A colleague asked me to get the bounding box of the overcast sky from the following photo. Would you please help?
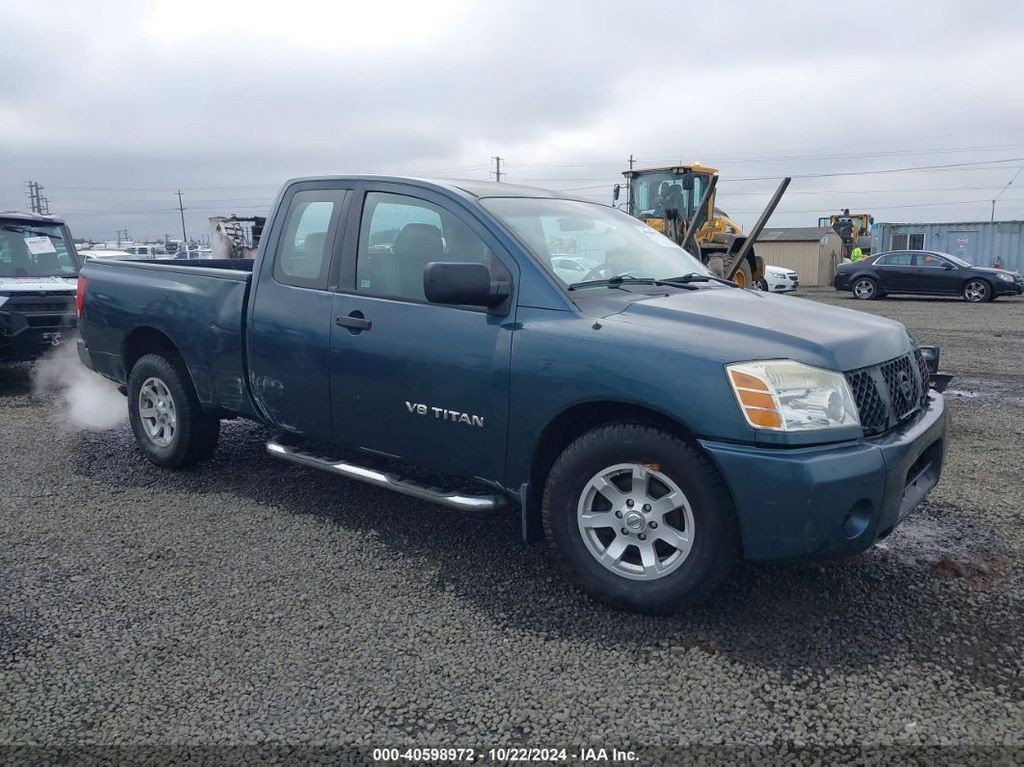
[2,0,1023,241]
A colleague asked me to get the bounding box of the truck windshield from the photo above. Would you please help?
[0,223,78,278]
[482,197,710,288]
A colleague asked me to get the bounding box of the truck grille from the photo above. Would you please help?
[845,350,930,436]
[0,294,78,334]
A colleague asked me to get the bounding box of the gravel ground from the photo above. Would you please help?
[1,290,1022,761]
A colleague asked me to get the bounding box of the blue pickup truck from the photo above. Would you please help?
[77,176,949,613]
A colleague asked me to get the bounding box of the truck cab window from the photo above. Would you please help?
[274,192,339,288]
[356,192,497,302]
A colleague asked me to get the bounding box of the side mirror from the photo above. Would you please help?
[424,262,509,308]
[943,263,953,270]
[612,183,621,202]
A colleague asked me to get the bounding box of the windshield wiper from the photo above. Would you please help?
[2,225,58,238]
[656,272,738,288]
[568,275,658,291]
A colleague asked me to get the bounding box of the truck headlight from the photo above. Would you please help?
[726,360,860,432]
[996,273,1013,282]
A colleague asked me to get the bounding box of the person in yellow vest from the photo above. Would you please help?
[850,245,864,262]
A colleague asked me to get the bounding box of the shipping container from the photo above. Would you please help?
[870,220,1024,273]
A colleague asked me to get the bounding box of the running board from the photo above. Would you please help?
[266,438,508,511]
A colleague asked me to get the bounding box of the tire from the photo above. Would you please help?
[962,278,992,303]
[732,259,754,289]
[852,277,878,300]
[756,278,769,292]
[127,352,220,468]
[541,424,739,614]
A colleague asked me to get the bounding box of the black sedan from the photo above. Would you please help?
[833,250,1024,302]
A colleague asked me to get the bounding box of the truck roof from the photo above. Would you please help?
[285,176,567,201]
[0,209,67,225]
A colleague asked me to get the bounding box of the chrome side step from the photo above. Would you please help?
[266,438,508,511]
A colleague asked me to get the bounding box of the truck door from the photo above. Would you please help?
[329,185,516,484]
[247,184,350,440]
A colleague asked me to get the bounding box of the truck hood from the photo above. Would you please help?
[597,287,915,372]
[0,275,77,293]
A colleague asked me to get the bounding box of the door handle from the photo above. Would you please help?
[336,312,372,331]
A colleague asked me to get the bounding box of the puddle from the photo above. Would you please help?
[874,503,1012,586]
[943,375,1024,407]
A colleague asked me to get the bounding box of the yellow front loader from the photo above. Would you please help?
[616,164,788,288]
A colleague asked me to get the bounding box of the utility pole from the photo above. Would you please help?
[25,181,45,214]
[25,181,52,214]
[176,189,188,245]
[492,156,503,183]
[627,154,635,212]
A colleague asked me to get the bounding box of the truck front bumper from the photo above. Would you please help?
[700,391,949,561]
[0,319,76,362]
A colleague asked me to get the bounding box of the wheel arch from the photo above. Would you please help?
[522,400,710,543]
[727,236,758,272]
[123,326,181,376]
[963,275,993,295]
[851,273,880,295]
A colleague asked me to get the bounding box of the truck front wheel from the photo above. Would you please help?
[128,353,220,468]
[541,424,738,613]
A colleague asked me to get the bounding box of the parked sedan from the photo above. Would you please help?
[78,249,133,261]
[834,250,1024,303]
[550,255,596,284]
[756,265,800,293]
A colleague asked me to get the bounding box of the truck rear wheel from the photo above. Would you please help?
[541,424,738,614]
[128,353,220,468]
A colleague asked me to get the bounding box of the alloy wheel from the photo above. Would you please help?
[853,279,875,299]
[964,280,988,302]
[138,377,177,447]
[576,463,695,581]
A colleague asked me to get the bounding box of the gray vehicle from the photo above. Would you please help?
[0,211,81,362]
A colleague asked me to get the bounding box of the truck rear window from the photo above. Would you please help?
[0,223,78,278]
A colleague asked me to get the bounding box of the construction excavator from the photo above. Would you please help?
[614,163,789,288]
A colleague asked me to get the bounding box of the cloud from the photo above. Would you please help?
[2,0,1023,238]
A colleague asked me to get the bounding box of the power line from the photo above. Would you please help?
[419,163,491,175]
[728,157,1024,183]
[721,198,1015,215]
[990,165,1024,221]
[493,142,1024,171]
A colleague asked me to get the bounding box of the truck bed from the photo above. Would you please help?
[78,258,258,418]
